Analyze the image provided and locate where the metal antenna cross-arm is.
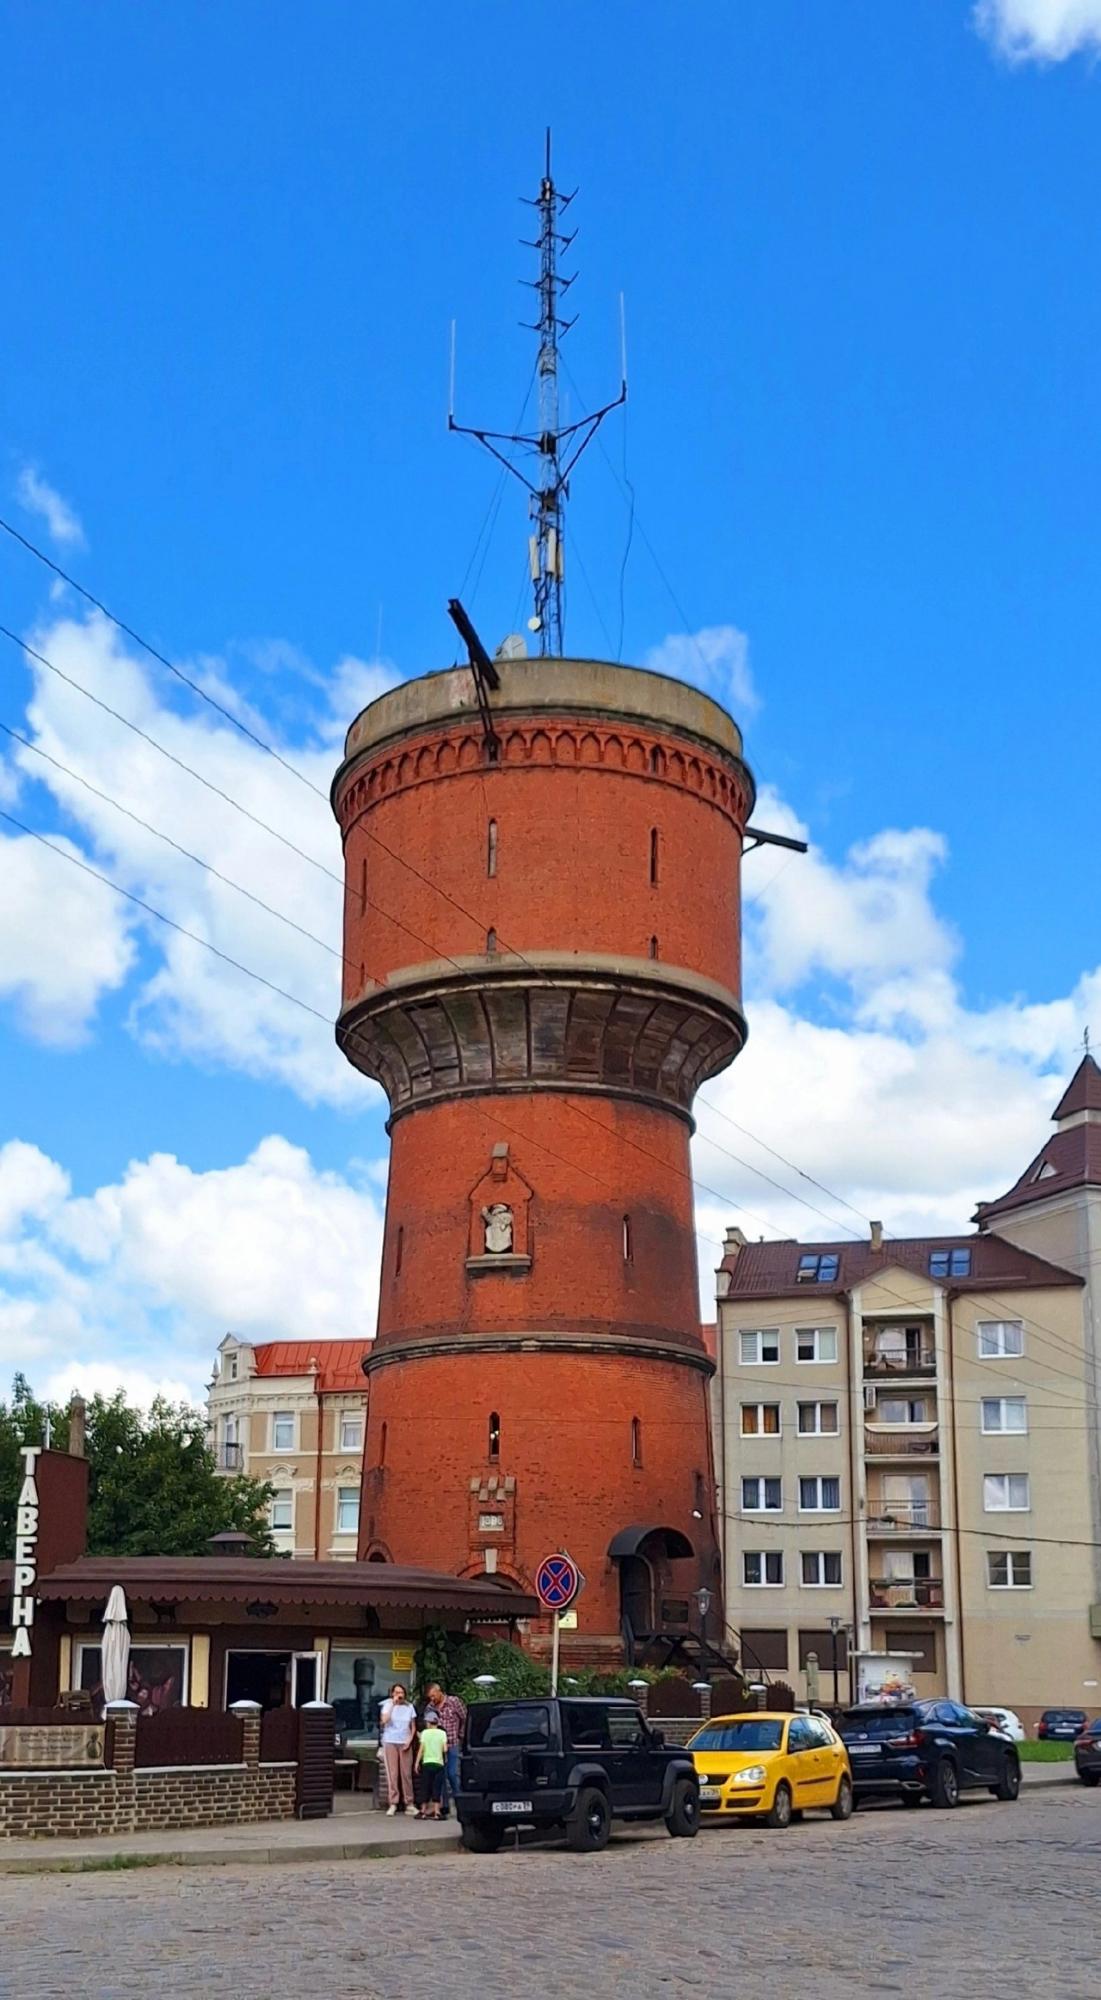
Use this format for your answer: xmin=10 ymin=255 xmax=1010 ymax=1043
xmin=447 ymin=598 xmax=501 ymax=762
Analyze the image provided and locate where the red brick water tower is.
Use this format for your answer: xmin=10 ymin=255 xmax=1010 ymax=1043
xmin=332 ymin=655 xmax=755 ymax=1661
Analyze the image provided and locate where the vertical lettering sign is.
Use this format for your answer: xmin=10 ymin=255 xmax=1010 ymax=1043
xmin=10 ymin=1446 xmax=40 ymax=1660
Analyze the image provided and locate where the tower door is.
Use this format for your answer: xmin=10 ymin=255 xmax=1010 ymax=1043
xmin=619 ymin=1555 xmax=654 ymax=1644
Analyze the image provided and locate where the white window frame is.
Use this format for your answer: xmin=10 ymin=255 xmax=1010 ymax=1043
xmin=270 ymin=1488 xmax=294 ymax=1532
xmin=335 ymin=1487 xmax=360 ymax=1535
xmin=339 ymin=1412 xmax=364 ymax=1452
xmin=739 ymin=1328 xmax=781 ymax=1367
xmin=800 ymin=1551 xmax=843 ymax=1588
xmin=797 ymin=1401 xmax=839 ymax=1437
xmin=977 ymin=1320 xmax=1025 ymax=1360
xmin=795 ymin=1326 xmax=838 ymax=1365
xmin=987 ymin=1550 xmax=1032 ymax=1590
xmin=983 ymin=1473 xmax=1030 ymax=1512
xmin=742 ymin=1475 xmax=783 ymax=1513
xmin=740 ymin=1403 xmax=782 ymax=1438
xmin=271 ymin=1410 xmax=296 ymax=1451
xmin=743 ymin=1551 xmax=784 ymax=1588
xmin=798 ymin=1475 xmax=841 ymax=1513
xmin=75 ymin=1640 xmax=190 ymax=1709
xmin=981 ymin=1396 xmax=1027 ymax=1435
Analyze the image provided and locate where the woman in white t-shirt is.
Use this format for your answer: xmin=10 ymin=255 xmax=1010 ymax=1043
xmin=379 ymin=1683 xmax=417 ymax=1814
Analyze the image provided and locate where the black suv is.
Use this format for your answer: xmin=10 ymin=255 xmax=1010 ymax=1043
xmin=456 ymin=1696 xmax=700 ymax=1853
xmin=838 ymin=1700 xmax=1022 ymax=1809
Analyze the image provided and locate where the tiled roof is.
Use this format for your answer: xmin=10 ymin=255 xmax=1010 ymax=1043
xmin=700 ymin=1321 xmax=717 ymax=1359
xmin=720 ymin=1233 xmax=1080 ymax=1299
xmin=973 ymin=1123 xmax=1101 ymax=1223
xmin=21 ymin=1558 xmax=535 ymax=1617
xmin=251 ymin=1340 xmax=368 ymax=1393
xmin=1052 ymin=1053 xmax=1101 ymax=1121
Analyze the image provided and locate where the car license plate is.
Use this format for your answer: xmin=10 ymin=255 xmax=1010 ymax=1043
xmin=699 ymin=1785 xmax=722 ymax=1803
xmin=848 ymin=1745 xmax=878 ymax=1756
xmin=491 ymin=1800 xmax=533 ymax=1814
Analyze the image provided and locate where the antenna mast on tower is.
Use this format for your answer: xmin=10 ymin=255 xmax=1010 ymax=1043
xmin=449 ymin=130 xmax=626 ymax=657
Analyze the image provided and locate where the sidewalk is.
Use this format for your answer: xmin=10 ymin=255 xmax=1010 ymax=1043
xmin=0 ymin=1795 xmax=462 ymax=1875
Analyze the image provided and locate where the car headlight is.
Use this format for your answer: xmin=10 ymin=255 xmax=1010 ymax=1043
xmin=733 ymin=1765 xmax=767 ymax=1785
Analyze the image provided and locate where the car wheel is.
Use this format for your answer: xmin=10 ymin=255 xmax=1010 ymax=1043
xmin=461 ymin=1820 xmax=504 ymax=1853
xmin=665 ymin=1778 xmax=700 ymax=1839
xmin=567 ymin=1786 xmax=612 ymax=1852
xmin=830 ymin=1776 xmax=854 ymax=1822
xmin=766 ymin=1781 xmax=793 ymax=1830
xmin=994 ymin=1756 xmax=1021 ymax=1802
xmin=930 ymin=1760 xmax=960 ymax=1809
xmin=1078 ymin=1769 xmax=1100 ymax=1787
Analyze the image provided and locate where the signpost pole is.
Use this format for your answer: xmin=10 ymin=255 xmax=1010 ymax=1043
xmin=550 ymin=1608 xmax=561 ymax=1697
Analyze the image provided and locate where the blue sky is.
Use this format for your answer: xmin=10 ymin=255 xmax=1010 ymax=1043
xmin=2 ymin=1 xmax=1100 ymax=1401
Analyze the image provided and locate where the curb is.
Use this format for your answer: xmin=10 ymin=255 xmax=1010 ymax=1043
xmin=0 ymin=1833 xmax=463 ymax=1877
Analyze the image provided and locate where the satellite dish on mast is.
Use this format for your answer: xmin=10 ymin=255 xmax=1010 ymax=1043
xmin=495 ymin=634 xmax=529 ymax=661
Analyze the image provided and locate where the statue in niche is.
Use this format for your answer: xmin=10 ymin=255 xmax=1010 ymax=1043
xmin=481 ymin=1203 xmax=514 ymax=1255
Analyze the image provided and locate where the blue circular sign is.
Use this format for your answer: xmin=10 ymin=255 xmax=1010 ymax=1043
xmin=535 ymin=1552 xmax=580 ymax=1611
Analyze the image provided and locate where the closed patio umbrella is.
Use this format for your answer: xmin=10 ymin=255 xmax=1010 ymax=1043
xmin=101 ymin=1585 xmax=131 ymax=1707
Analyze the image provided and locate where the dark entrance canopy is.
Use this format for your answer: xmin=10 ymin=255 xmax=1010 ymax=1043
xmin=606 ymin=1524 xmax=695 ymax=1562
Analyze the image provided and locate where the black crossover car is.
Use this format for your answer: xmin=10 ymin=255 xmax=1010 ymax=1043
xmin=1072 ymin=1719 xmax=1101 ymax=1784
xmin=456 ymin=1696 xmax=700 ymax=1853
xmin=838 ymin=1700 xmax=1021 ymax=1809
xmin=1038 ymin=1707 xmax=1088 ymax=1742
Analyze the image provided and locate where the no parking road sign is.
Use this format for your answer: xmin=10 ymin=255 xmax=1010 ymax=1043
xmin=535 ymin=1551 xmax=582 ymax=1612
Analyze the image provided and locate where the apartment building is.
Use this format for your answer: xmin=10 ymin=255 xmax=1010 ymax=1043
xmin=713 ymin=1055 xmax=1101 ymax=1726
xmin=207 ymin=1338 xmax=367 ymax=1560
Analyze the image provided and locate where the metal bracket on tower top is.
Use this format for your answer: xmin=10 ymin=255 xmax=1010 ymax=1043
xmin=742 ymin=825 xmax=808 ymax=857
xmin=447 ymin=598 xmax=501 ymax=762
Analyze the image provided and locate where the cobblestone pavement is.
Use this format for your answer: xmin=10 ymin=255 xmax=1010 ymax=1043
xmin=5 ymin=1789 xmax=1101 ymax=2000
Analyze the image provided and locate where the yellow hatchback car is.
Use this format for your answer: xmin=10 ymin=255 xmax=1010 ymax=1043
xmin=687 ymin=1711 xmax=853 ymax=1828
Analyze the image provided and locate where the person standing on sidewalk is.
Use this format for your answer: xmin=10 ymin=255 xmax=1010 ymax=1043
xmin=426 ymin=1680 xmax=467 ymax=1819
xmin=379 ymin=1683 xmax=417 ymax=1815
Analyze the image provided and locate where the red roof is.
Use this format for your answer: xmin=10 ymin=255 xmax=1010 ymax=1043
xmin=974 ymin=1055 xmax=1101 ymax=1223
xmin=720 ymin=1233 xmax=1079 ymax=1299
xmin=700 ymin=1321 xmax=717 ymax=1359
xmin=251 ymin=1341 xmax=367 ymax=1393
xmin=1052 ymin=1053 xmax=1101 ymax=1121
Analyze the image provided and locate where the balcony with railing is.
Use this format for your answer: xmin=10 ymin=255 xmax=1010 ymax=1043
xmin=864 ymin=1423 xmax=939 ymax=1458
xmin=865 ymin=1503 xmax=941 ymax=1534
xmin=863 ymin=1342 xmax=937 ymax=1379
xmin=869 ymin=1576 xmax=945 ymax=1611
xmin=217 ymin=1442 xmax=243 ymax=1472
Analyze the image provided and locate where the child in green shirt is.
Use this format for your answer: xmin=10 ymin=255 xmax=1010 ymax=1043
xmin=415 ymin=1709 xmax=449 ymax=1819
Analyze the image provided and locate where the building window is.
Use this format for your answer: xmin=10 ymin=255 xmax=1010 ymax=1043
xmin=487 ymin=819 xmax=498 ymax=877
xmin=271 ymin=1412 xmax=295 ymax=1451
xmin=929 ymin=1248 xmax=972 ymax=1279
xmin=335 ymin=1487 xmax=360 ymax=1535
xmin=488 ymin=1411 xmax=501 ymax=1460
xmin=740 ymin=1628 xmax=788 ymax=1673
xmin=799 ymin=1627 xmax=849 ymax=1671
xmin=742 ymin=1476 xmax=783 ymax=1512
xmin=796 ymin=1327 xmax=838 ymax=1364
xmin=739 ymin=1329 xmax=780 ymax=1366
xmin=270 ymin=1489 xmax=293 ymax=1532
xmin=648 ymin=935 xmax=659 ymax=960
xmin=981 ymin=1397 xmax=1027 ymax=1435
xmin=395 ymin=1225 xmax=403 ymax=1277
xmin=983 ymin=1473 xmax=1030 ymax=1512
xmin=340 ymin=1413 xmax=364 ymax=1452
xmin=378 ymin=1421 xmax=387 ymax=1469
xmin=486 ymin=927 xmax=497 ymax=953
xmin=797 ymin=1253 xmax=840 ymax=1284
xmin=877 ymin=1397 xmax=929 ymax=1425
xmin=801 ymin=1551 xmax=843 ymax=1587
xmin=987 ymin=1550 xmax=1032 ymax=1589
xmin=227 ymin=1354 xmax=238 ymax=1381
xmin=649 ymin=826 xmax=659 ymax=885
xmin=891 ymin=1627 xmax=936 ymax=1674
xmin=622 ymin=1214 xmax=633 ymax=1263
xmin=977 ymin=1320 xmax=1024 ymax=1360
xmin=797 ymin=1402 xmax=839 ymax=1436
xmin=743 ymin=1551 xmax=784 ymax=1587
xmin=631 ymin=1416 xmax=642 ymax=1467
xmin=741 ymin=1403 xmax=781 ymax=1437
xmin=799 ymin=1476 xmax=841 ymax=1512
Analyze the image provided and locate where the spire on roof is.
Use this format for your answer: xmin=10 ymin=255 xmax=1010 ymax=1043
xmin=1052 ymin=1052 xmax=1101 ymax=1123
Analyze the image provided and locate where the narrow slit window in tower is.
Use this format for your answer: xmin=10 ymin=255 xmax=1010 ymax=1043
xmin=360 ymin=857 xmax=368 ymax=913
xmin=488 ymin=1411 xmax=501 ymax=1460
xmin=648 ymin=936 xmax=659 ymax=960
xmin=631 ymin=1416 xmax=642 ymax=1467
xmin=487 ymin=819 xmax=498 ymax=878
xmin=623 ymin=1214 xmax=633 ymax=1263
xmin=379 ymin=1422 xmax=388 ymax=1470
xmin=486 ymin=927 xmax=497 ymax=954
xmin=395 ymin=1225 xmax=404 ymax=1277
xmin=649 ymin=827 xmax=659 ymax=885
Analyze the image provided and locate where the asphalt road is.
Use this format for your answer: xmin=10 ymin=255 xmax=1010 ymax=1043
xmin=4 ymin=1787 xmax=1101 ymax=1999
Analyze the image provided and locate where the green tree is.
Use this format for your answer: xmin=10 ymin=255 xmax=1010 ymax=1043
xmin=0 ymin=1378 xmax=275 ymax=1558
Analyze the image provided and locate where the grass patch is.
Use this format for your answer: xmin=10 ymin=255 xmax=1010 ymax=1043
xmin=1018 ymin=1741 xmax=1074 ymax=1762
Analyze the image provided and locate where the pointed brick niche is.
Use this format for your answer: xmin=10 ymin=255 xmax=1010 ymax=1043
xmin=466 ymin=1143 xmax=533 ymax=1275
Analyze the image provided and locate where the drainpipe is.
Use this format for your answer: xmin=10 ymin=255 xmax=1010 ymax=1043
xmin=844 ymin=1291 xmax=860 ymax=1699
xmin=312 ymin=1361 xmax=323 ymax=1561
xmin=945 ymin=1290 xmax=967 ymax=1702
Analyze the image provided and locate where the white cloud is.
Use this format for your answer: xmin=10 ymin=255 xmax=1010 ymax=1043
xmin=646 ymin=625 xmax=760 ymax=720
xmin=0 ymin=824 xmax=135 ymax=1043
xmin=15 ymin=466 xmax=86 ymax=549
xmin=975 ymin=0 xmax=1101 ymax=60
xmin=0 ymin=1135 xmax=385 ymax=1404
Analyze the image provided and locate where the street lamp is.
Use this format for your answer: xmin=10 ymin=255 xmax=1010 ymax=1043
xmin=472 ymin=1674 xmax=497 ymax=1689
xmin=827 ymin=1616 xmax=843 ymax=1708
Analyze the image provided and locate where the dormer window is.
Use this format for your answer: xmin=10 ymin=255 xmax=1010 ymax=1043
xmin=227 ymin=1354 xmax=238 ymax=1381
xmin=1031 ymin=1159 xmax=1057 ymax=1183
xmin=929 ymin=1248 xmax=971 ymax=1279
xmin=797 ymin=1253 xmax=839 ymax=1283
